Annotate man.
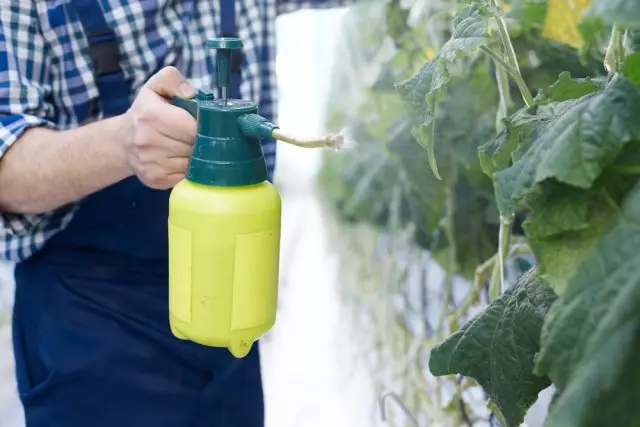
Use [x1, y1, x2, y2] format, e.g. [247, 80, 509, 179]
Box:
[0, 1, 348, 426]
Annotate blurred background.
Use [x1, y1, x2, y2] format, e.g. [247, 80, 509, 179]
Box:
[0, 3, 568, 427]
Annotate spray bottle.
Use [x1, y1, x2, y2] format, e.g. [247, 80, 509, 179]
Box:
[168, 37, 341, 358]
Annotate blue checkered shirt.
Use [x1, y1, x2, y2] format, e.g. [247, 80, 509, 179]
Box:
[0, 0, 347, 261]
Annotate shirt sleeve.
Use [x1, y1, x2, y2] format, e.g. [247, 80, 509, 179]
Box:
[0, 2, 58, 241]
[276, 0, 356, 15]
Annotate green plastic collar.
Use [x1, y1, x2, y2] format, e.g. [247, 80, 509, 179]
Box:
[173, 93, 269, 186]
[169, 37, 274, 187]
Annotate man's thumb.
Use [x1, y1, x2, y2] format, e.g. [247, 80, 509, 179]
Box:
[146, 66, 196, 99]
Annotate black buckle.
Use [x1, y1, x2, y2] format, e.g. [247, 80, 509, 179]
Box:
[86, 30, 122, 76]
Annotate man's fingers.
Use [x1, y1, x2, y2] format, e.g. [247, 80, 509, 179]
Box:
[151, 130, 193, 158]
[152, 103, 197, 144]
[128, 65, 197, 191]
[145, 66, 196, 99]
[166, 172, 186, 188]
[163, 157, 189, 174]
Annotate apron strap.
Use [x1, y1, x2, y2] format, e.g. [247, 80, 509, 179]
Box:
[219, 0, 242, 99]
[69, 0, 131, 117]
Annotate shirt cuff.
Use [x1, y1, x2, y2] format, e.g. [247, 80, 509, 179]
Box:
[0, 113, 56, 157]
[0, 114, 58, 238]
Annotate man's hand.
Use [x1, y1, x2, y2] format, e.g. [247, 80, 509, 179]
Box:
[121, 66, 198, 190]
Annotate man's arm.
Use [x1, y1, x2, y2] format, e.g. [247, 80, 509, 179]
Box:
[0, 67, 198, 215]
[0, 115, 131, 214]
[0, 2, 197, 215]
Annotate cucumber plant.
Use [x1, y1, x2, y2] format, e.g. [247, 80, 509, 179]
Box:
[393, 0, 640, 426]
[321, 0, 640, 425]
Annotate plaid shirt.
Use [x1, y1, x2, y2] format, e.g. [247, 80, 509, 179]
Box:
[0, 0, 347, 262]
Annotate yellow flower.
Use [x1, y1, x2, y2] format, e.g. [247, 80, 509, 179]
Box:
[425, 47, 437, 60]
[541, 0, 592, 49]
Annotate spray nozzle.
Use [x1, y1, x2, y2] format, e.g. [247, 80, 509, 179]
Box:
[194, 37, 343, 151]
[205, 37, 243, 104]
[237, 114, 344, 150]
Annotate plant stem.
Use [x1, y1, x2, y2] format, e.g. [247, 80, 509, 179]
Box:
[497, 215, 514, 294]
[490, 0, 521, 73]
[480, 46, 534, 107]
[494, 53, 512, 130]
[454, 254, 497, 319]
[436, 182, 457, 338]
[611, 164, 640, 174]
[487, 218, 515, 301]
[488, 253, 501, 301]
[605, 24, 625, 73]
[380, 392, 421, 427]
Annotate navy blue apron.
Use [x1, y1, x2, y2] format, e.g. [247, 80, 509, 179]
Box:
[11, 2, 265, 426]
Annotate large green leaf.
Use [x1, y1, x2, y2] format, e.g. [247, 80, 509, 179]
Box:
[429, 268, 557, 427]
[494, 74, 640, 215]
[437, 66, 498, 180]
[523, 184, 619, 294]
[479, 71, 603, 178]
[585, 0, 640, 30]
[534, 180, 640, 427]
[395, 6, 489, 179]
[386, 119, 446, 208]
[386, 118, 446, 232]
[479, 100, 573, 177]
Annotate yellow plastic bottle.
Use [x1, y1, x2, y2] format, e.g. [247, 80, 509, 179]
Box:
[169, 179, 281, 358]
[168, 37, 342, 358]
[168, 37, 282, 358]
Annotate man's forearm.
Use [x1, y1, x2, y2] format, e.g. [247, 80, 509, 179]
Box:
[0, 115, 133, 214]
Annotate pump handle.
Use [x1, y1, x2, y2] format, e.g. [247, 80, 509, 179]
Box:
[205, 37, 243, 103]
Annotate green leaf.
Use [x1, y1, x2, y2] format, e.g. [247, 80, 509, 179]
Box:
[479, 107, 549, 177]
[506, 0, 547, 32]
[479, 72, 603, 178]
[611, 140, 640, 174]
[622, 52, 640, 87]
[585, 0, 640, 30]
[385, 0, 411, 41]
[479, 101, 568, 177]
[478, 128, 513, 177]
[412, 100, 441, 179]
[534, 180, 640, 427]
[524, 184, 619, 294]
[431, 178, 499, 278]
[523, 187, 591, 238]
[429, 268, 557, 427]
[459, 0, 506, 19]
[438, 67, 499, 176]
[535, 71, 605, 104]
[494, 74, 640, 215]
[386, 118, 446, 214]
[395, 6, 489, 180]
